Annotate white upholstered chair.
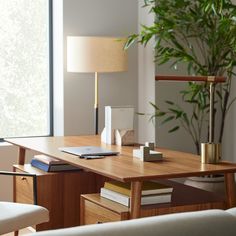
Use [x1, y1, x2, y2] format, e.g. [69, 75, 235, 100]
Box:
[0, 171, 49, 235]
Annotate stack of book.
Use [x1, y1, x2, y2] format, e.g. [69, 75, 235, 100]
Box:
[100, 180, 173, 207]
[31, 155, 81, 172]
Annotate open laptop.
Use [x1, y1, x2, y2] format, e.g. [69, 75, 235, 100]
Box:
[59, 146, 119, 158]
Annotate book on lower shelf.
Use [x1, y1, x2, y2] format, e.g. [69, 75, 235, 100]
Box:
[31, 155, 81, 172]
[100, 187, 172, 207]
[32, 154, 68, 165]
[104, 180, 173, 196]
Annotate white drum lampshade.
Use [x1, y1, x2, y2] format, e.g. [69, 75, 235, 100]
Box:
[67, 36, 128, 134]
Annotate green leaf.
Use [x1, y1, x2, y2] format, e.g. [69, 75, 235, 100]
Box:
[168, 108, 180, 113]
[161, 116, 175, 125]
[183, 113, 190, 126]
[156, 111, 166, 117]
[124, 35, 138, 49]
[185, 99, 198, 104]
[165, 100, 174, 105]
[168, 108, 183, 118]
[216, 90, 222, 99]
[168, 126, 180, 133]
[149, 102, 159, 110]
[149, 114, 156, 122]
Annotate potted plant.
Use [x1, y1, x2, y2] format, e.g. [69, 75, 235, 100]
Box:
[125, 0, 236, 194]
[125, 0, 236, 154]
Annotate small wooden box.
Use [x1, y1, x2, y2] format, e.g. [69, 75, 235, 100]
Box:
[80, 194, 129, 225]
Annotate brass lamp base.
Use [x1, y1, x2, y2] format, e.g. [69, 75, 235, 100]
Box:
[201, 143, 221, 164]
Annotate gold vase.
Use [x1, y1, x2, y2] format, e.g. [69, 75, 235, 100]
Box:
[201, 143, 221, 164]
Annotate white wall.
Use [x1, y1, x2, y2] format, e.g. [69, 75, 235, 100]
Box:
[53, 0, 64, 136]
[63, 0, 138, 136]
[223, 0, 236, 162]
[222, 78, 236, 162]
[137, 0, 156, 144]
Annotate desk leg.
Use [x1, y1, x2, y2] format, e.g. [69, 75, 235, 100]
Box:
[130, 181, 143, 219]
[224, 173, 236, 208]
[18, 147, 26, 165]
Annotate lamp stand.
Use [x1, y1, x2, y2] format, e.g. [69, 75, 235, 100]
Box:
[94, 72, 99, 135]
[201, 78, 221, 164]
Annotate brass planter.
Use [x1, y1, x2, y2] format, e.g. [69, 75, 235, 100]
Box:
[201, 143, 221, 164]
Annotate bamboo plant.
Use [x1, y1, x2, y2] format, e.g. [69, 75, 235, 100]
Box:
[125, 0, 236, 154]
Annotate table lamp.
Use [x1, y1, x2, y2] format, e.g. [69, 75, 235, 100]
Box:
[67, 36, 127, 134]
[155, 75, 226, 164]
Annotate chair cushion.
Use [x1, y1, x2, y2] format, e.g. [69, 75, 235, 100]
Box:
[29, 209, 236, 236]
[226, 207, 236, 218]
[0, 201, 49, 234]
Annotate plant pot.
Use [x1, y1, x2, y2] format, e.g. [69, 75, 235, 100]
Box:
[184, 175, 225, 196]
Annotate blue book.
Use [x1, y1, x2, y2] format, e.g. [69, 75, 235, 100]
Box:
[31, 159, 81, 172]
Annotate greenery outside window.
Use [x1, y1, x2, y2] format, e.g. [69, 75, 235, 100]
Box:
[0, 0, 53, 139]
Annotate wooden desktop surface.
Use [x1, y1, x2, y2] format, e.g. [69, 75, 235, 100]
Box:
[5, 135, 236, 218]
[5, 135, 236, 182]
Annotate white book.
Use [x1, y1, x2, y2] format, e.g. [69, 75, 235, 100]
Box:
[101, 187, 129, 206]
[105, 106, 113, 144]
[141, 193, 171, 205]
[100, 188, 171, 207]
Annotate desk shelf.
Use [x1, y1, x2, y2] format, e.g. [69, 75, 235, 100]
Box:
[80, 180, 226, 225]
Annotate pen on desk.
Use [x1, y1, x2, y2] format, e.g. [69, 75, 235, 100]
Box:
[82, 155, 105, 159]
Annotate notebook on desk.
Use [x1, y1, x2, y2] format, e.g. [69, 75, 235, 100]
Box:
[59, 146, 119, 157]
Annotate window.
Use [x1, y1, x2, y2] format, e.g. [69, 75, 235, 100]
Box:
[0, 0, 52, 138]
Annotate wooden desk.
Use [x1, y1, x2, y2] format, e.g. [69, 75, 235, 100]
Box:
[5, 135, 236, 219]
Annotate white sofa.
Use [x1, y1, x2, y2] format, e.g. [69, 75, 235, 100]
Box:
[30, 208, 236, 236]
